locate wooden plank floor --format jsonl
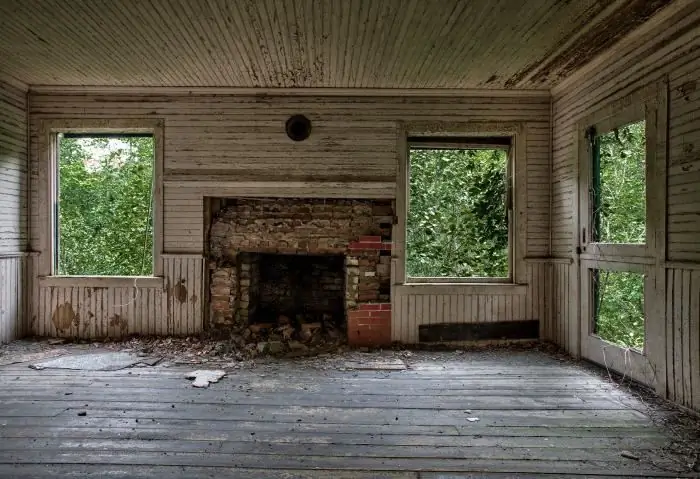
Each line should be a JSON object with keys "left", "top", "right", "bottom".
{"left": 0, "top": 349, "right": 691, "bottom": 478}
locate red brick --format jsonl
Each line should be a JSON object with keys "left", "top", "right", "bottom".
{"left": 347, "top": 310, "right": 370, "bottom": 319}
{"left": 370, "top": 310, "right": 392, "bottom": 320}
{"left": 381, "top": 242, "right": 393, "bottom": 250}
{"left": 358, "top": 304, "right": 382, "bottom": 311}
{"left": 347, "top": 315, "right": 391, "bottom": 347}
{"left": 359, "top": 242, "right": 382, "bottom": 249}
{"left": 380, "top": 303, "right": 392, "bottom": 311}
{"left": 359, "top": 235, "right": 382, "bottom": 243}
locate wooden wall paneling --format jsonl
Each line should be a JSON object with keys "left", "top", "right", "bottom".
{"left": 164, "top": 255, "right": 204, "bottom": 337}
{"left": 29, "top": 93, "right": 551, "bottom": 346}
{"left": 391, "top": 274, "right": 544, "bottom": 344}
{"left": 0, "top": 81, "right": 28, "bottom": 253}
{"left": 665, "top": 268, "right": 700, "bottom": 410}
{"left": 551, "top": 4, "right": 700, "bottom": 409}
{"left": 0, "top": 256, "right": 25, "bottom": 343}
{"left": 29, "top": 255, "right": 203, "bottom": 340}
{"left": 691, "top": 270, "right": 700, "bottom": 411}
{"left": 0, "top": 80, "right": 28, "bottom": 343}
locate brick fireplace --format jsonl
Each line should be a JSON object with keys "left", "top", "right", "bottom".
{"left": 208, "top": 198, "right": 393, "bottom": 347}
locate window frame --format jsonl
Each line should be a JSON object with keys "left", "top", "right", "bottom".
{"left": 578, "top": 93, "right": 659, "bottom": 261}
{"left": 38, "top": 119, "right": 164, "bottom": 279}
{"left": 397, "top": 122, "right": 526, "bottom": 286}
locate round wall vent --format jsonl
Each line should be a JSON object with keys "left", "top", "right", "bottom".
{"left": 286, "top": 115, "right": 312, "bottom": 141}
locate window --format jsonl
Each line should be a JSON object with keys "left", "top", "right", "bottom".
{"left": 589, "top": 120, "right": 646, "bottom": 244}
{"left": 54, "top": 133, "right": 155, "bottom": 276}
{"left": 591, "top": 269, "right": 645, "bottom": 351}
{"left": 406, "top": 138, "right": 512, "bottom": 281}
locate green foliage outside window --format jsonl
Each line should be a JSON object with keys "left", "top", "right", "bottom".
{"left": 407, "top": 148, "right": 509, "bottom": 278}
{"left": 591, "top": 120, "right": 646, "bottom": 350}
{"left": 594, "top": 270, "right": 645, "bottom": 351}
{"left": 57, "top": 136, "right": 154, "bottom": 276}
{"left": 593, "top": 121, "right": 646, "bottom": 243}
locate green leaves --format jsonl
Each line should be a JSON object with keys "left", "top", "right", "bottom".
{"left": 57, "top": 136, "right": 154, "bottom": 276}
{"left": 594, "top": 270, "right": 645, "bottom": 350}
{"left": 590, "top": 121, "right": 646, "bottom": 350}
{"left": 595, "top": 121, "right": 646, "bottom": 243}
{"left": 407, "top": 148, "right": 508, "bottom": 278}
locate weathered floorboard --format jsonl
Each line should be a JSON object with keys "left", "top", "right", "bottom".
{"left": 0, "top": 350, "right": 685, "bottom": 477}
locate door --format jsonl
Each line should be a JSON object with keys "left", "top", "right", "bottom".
{"left": 577, "top": 98, "right": 659, "bottom": 386}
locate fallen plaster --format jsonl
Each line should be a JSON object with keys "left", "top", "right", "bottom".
{"left": 29, "top": 352, "right": 161, "bottom": 371}
{"left": 185, "top": 370, "right": 226, "bottom": 388}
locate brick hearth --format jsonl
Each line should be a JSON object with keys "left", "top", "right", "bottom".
{"left": 208, "top": 198, "right": 393, "bottom": 347}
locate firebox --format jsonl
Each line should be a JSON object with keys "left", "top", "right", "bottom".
{"left": 244, "top": 253, "right": 346, "bottom": 328}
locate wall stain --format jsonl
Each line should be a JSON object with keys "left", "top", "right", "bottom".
{"left": 172, "top": 279, "right": 188, "bottom": 304}
{"left": 678, "top": 80, "right": 697, "bottom": 101}
{"left": 52, "top": 302, "right": 77, "bottom": 331}
{"left": 109, "top": 314, "right": 129, "bottom": 333}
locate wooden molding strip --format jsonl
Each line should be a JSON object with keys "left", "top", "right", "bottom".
{"left": 395, "top": 283, "right": 528, "bottom": 296}
{"left": 38, "top": 275, "right": 165, "bottom": 288}
{"left": 28, "top": 85, "right": 551, "bottom": 98}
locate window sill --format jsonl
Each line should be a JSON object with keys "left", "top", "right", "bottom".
{"left": 39, "top": 276, "right": 164, "bottom": 288}
{"left": 398, "top": 282, "right": 527, "bottom": 295}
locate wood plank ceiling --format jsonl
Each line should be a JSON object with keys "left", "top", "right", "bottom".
{"left": 0, "top": 0, "right": 673, "bottom": 89}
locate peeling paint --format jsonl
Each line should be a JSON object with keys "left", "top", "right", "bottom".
{"left": 506, "top": 0, "right": 673, "bottom": 87}
{"left": 51, "top": 302, "right": 77, "bottom": 331}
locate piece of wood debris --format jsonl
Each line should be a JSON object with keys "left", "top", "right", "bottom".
{"left": 621, "top": 451, "right": 640, "bottom": 461}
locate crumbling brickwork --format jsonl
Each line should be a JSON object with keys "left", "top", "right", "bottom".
{"left": 208, "top": 198, "right": 393, "bottom": 346}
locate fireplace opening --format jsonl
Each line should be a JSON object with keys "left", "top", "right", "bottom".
{"left": 242, "top": 253, "right": 346, "bottom": 333}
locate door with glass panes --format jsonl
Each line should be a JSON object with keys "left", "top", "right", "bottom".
{"left": 577, "top": 97, "right": 659, "bottom": 386}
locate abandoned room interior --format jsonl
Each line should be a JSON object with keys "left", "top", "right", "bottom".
{"left": 1, "top": 0, "right": 700, "bottom": 477}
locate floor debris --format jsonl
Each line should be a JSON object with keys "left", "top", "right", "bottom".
{"left": 621, "top": 450, "right": 641, "bottom": 461}
{"left": 29, "top": 352, "right": 160, "bottom": 371}
{"left": 185, "top": 369, "right": 226, "bottom": 388}
{"left": 341, "top": 359, "right": 406, "bottom": 371}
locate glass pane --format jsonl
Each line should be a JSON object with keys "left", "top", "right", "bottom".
{"left": 57, "top": 135, "right": 154, "bottom": 276}
{"left": 407, "top": 148, "right": 508, "bottom": 278}
{"left": 592, "top": 269, "right": 645, "bottom": 351}
{"left": 593, "top": 120, "right": 646, "bottom": 243}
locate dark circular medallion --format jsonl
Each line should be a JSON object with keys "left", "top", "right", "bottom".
{"left": 285, "top": 114, "right": 312, "bottom": 141}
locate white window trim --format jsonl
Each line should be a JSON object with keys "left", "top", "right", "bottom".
{"left": 37, "top": 118, "right": 164, "bottom": 278}
{"left": 577, "top": 84, "right": 660, "bottom": 263}
{"left": 395, "top": 121, "right": 527, "bottom": 286}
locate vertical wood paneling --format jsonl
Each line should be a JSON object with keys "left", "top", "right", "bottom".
{"left": 392, "top": 263, "right": 548, "bottom": 344}
{"left": 0, "top": 256, "right": 25, "bottom": 343}
{"left": 665, "top": 268, "right": 700, "bottom": 411}
{"left": 30, "top": 256, "right": 203, "bottom": 339}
